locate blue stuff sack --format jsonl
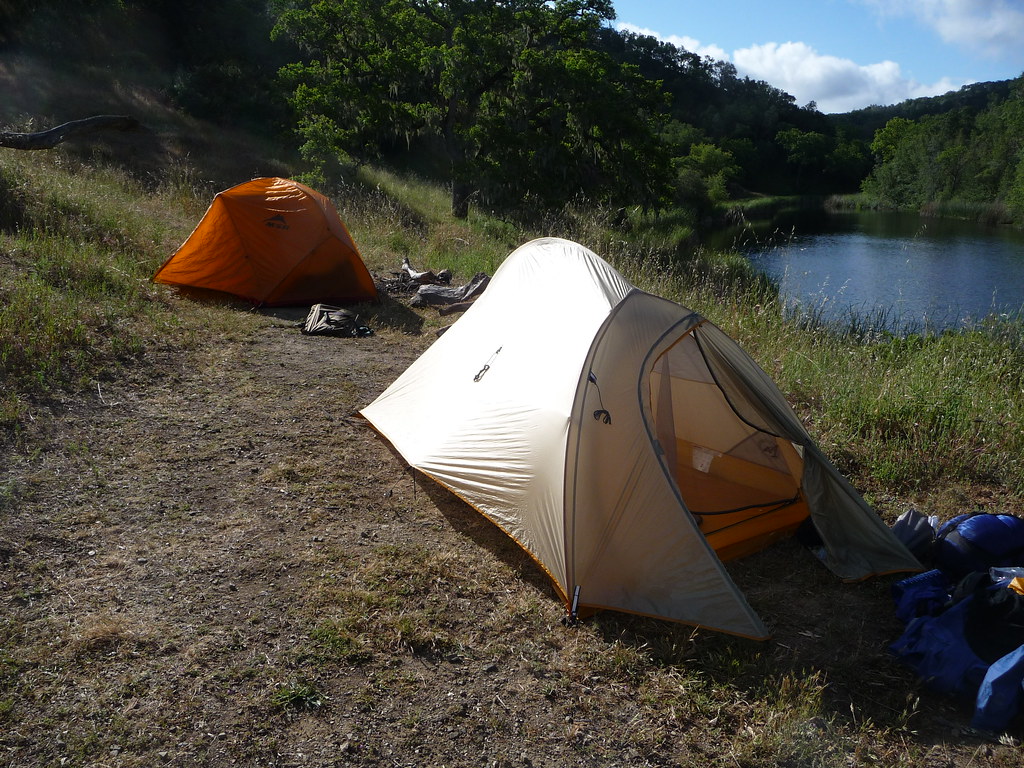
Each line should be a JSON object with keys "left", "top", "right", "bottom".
{"left": 973, "top": 644, "right": 1024, "bottom": 732}
{"left": 890, "top": 598, "right": 989, "bottom": 699}
{"left": 891, "top": 569, "right": 950, "bottom": 624}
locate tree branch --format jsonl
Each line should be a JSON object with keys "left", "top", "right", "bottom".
{"left": 0, "top": 115, "right": 140, "bottom": 150}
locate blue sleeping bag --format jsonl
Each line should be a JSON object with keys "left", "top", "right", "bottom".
{"left": 933, "top": 513, "right": 1024, "bottom": 577}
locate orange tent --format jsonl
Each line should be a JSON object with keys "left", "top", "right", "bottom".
{"left": 154, "top": 177, "right": 378, "bottom": 306}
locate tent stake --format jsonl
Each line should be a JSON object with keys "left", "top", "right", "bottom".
{"left": 568, "top": 585, "right": 581, "bottom": 625}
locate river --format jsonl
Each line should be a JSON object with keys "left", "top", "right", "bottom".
{"left": 720, "top": 209, "right": 1024, "bottom": 333}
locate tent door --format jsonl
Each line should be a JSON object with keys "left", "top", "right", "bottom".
{"left": 649, "top": 332, "right": 810, "bottom": 561}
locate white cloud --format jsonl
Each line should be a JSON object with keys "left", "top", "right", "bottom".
{"left": 614, "top": 22, "right": 964, "bottom": 113}
{"left": 860, "top": 0, "right": 1024, "bottom": 60}
{"left": 615, "top": 22, "right": 727, "bottom": 61}
{"left": 732, "top": 41, "right": 964, "bottom": 112}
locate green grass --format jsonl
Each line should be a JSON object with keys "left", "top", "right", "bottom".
{"left": 830, "top": 192, "right": 1016, "bottom": 227}
{"left": 919, "top": 198, "right": 1013, "bottom": 226}
{"left": 335, "top": 166, "right": 522, "bottom": 279}
{"left": 725, "top": 194, "right": 814, "bottom": 219}
{"left": 269, "top": 679, "right": 326, "bottom": 711}
{"left": 744, "top": 305, "right": 1024, "bottom": 497}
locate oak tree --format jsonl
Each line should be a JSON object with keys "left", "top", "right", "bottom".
{"left": 271, "top": 0, "right": 670, "bottom": 217}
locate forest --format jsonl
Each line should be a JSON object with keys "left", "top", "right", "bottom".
{"left": 3, "top": 0, "right": 1023, "bottom": 226}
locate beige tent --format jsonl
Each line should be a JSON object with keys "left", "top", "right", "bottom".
{"left": 361, "top": 238, "right": 919, "bottom": 638}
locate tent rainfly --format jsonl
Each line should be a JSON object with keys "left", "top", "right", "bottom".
{"left": 153, "top": 177, "right": 377, "bottom": 306}
{"left": 361, "top": 238, "right": 920, "bottom": 639}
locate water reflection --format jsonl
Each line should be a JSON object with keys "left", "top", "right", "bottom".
{"left": 725, "top": 210, "right": 1024, "bottom": 332}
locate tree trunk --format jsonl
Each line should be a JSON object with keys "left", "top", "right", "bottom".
{"left": 0, "top": 115, "right": 139, "bottom": 150}
{"left": 451, "top": 180, "right": 472, "bottom": 219}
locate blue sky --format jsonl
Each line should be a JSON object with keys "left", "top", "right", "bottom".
{"left": 610, "top": 0, "right": 1024, "bottom": 113}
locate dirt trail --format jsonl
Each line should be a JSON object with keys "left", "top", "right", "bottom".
{"left": 0, "top": 313, "right": 638, "bottom": 766}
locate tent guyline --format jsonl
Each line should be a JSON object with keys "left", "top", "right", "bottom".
{"left": 362, "top": 237, "right": 921, "bottom": 638}
{"left": 474, "top": 346, "right": 502, "bottom": 382}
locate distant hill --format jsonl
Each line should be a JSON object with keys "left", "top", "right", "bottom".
{"left": 830, "top": 79, "right": 1019, "bottom": 140}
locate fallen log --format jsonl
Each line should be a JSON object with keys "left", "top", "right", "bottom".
{"left": 401, "top": 257, "right": 452, "bottom": 285}
{"left": 437, "top": 301, "right": 477, "bottom": 316}
{"left": 410, "top": 272, "right": 489, "bottom": 308}
{"left": 0, "top": 115, "right": 140, "bottom": 150}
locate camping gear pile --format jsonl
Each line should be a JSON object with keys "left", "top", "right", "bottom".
{"left": 362, "top": 237, "right": 920, "bottom": 639}
{"left": 378, "top": 257, "right": 453, "bottom": 295}
{"left": 409, "top": 271, "right": 490, "bottom": 311}
{"left": 890, "top": 510, "right": 1024, "bottom": 731}
{"left": 301, "top": 304, "right": 373, "bottom": 337}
